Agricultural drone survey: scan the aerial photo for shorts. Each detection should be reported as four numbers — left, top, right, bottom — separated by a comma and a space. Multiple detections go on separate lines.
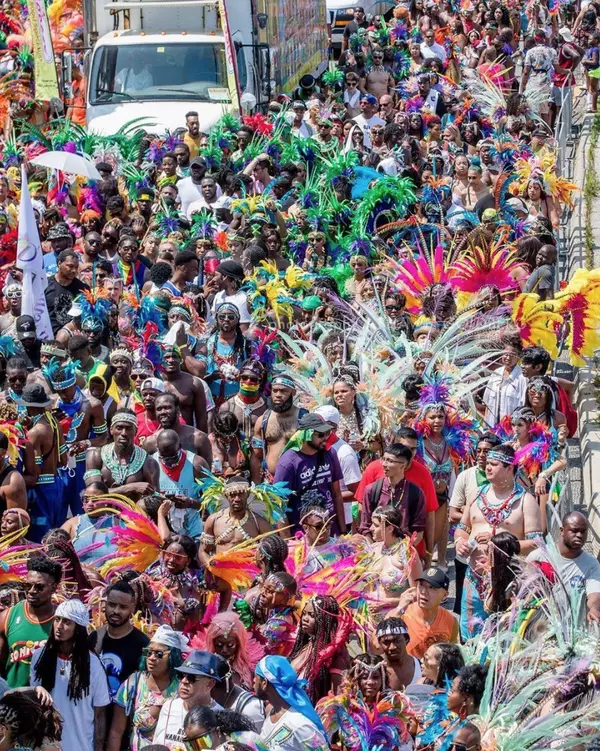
551, 85, 571, 105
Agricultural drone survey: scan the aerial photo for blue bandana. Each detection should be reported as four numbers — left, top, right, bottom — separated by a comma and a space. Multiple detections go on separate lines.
256, 656, 325, 732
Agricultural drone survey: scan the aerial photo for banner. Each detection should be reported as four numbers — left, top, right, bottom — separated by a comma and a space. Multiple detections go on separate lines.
16, 165, 53, 341
218, 0, 242, 114
26, 0, 59, 101
265, 0, 328, 93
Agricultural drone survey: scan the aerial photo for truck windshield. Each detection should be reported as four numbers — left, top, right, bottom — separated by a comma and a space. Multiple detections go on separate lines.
90, 42, 229, 104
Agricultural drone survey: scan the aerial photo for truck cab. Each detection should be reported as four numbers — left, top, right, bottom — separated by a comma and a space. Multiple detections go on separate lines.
87, 29, 234, 134
83, 0, 255, 134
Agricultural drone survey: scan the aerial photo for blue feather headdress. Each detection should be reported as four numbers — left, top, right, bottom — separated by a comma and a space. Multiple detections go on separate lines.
42, 357, 77, 390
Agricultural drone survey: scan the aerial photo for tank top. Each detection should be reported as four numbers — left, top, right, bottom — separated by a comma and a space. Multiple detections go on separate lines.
403, 602, 457, 660
6, 600, 54, 687
157, 450, 197, 497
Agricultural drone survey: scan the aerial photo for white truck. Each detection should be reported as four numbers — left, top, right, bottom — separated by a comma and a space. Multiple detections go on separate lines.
67, 0, 329, 134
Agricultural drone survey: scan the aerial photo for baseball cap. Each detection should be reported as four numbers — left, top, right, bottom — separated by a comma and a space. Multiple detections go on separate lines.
558, 26, 574, 42
507, 197, 529, 215
417, 567, 450, 590
16, 315, 36, 340
314, 405, 340, 427
175, 650, 224, 680
140, 378, 165, 393
47, 223, 72, 241
67, 302, 83, 318
298, 412, 334, 433
360, 94, 377, 104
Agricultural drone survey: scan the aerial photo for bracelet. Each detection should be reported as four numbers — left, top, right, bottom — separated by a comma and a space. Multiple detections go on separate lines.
525, 531, 542, 540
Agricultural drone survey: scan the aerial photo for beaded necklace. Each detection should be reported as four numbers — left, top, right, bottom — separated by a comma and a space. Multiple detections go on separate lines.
215, 509, 251, 545
476, 482, 523, 532
101, 443, 146, 485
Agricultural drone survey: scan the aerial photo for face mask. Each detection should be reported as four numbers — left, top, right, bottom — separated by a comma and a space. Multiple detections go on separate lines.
239, 379, 260, 396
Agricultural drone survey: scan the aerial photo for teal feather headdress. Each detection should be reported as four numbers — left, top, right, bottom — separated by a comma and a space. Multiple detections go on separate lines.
42, 357, 77, 390
189, 208, 217, 241
352, 176, 417, 236
0, 334, 20, 361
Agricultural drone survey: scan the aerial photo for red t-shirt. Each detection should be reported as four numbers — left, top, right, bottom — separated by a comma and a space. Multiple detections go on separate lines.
355, 457, 438, 557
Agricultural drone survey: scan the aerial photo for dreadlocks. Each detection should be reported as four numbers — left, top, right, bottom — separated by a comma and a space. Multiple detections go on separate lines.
289, 595, 348, 703
0, 688, 63, 748
257, 534, 289, 579
33, 621, 91, 702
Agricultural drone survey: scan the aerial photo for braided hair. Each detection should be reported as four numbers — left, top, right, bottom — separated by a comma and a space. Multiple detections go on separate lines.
0, 689, 63, 748
289, 595, 344, 702
257, 535, 288, 578
33, 622, 92, 701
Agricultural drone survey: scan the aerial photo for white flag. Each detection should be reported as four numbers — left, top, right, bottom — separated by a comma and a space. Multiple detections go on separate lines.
16, 164, 53, 340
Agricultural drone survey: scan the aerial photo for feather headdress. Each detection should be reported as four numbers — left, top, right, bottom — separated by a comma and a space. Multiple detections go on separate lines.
317, 690, 415, 750
92, 495, 163, 577
197, 469, 291, 526
511, 293, 561, 359
513, 150, 578, 207
548, 268, 600, 366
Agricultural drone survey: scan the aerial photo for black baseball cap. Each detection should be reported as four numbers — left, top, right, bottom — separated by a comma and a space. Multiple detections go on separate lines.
16, 315, 36, 340
298, 412, 334, 433
417, 567, 450, 590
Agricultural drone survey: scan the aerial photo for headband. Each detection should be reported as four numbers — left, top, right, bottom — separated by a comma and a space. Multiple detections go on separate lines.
354, 658, 384, 673
216, 302, 241, 320
376, 622, 409, 638
224, 480, 250, 495
299, 507, 331, 524
110, 347, 134, 364
112, 412, 138, 428
170, 305, 192, 322
2, 508, 30, 529
265, 573, 287, 593
40, 343, 67, 358
487, 449, 514, 465
164, 345, 183, 360
528, 377, 550, 393
272, 375, 296, 391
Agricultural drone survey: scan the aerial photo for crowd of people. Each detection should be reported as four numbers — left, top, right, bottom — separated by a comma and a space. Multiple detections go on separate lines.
0, 0, 600, 748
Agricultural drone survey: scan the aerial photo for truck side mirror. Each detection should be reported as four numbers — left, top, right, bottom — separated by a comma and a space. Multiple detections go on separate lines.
61, 52, 73, 100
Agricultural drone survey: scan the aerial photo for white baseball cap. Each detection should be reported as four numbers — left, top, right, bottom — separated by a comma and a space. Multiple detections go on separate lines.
558, 26, 574, 42
314, 405, 340, 427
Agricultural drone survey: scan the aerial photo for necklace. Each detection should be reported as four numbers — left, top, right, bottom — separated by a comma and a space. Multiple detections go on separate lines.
101, 444, 147, 485
428, 436, 445, 449
215, 509, 251, 545
476, 483, 522, 530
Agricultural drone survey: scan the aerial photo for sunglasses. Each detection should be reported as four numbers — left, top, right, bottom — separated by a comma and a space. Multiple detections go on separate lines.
162, 550, 189, 562
385, 304, 402, 311
24, 582, 46, 592
450, 744, 479, 751
180, 673, 201, 684
305, 521, 329, 531
143, 647, 171, 659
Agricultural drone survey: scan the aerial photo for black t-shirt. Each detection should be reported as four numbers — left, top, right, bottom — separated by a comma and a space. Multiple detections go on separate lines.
343, 19, 369, 39
89, 626, 150, 699
44, 276, 90, 334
